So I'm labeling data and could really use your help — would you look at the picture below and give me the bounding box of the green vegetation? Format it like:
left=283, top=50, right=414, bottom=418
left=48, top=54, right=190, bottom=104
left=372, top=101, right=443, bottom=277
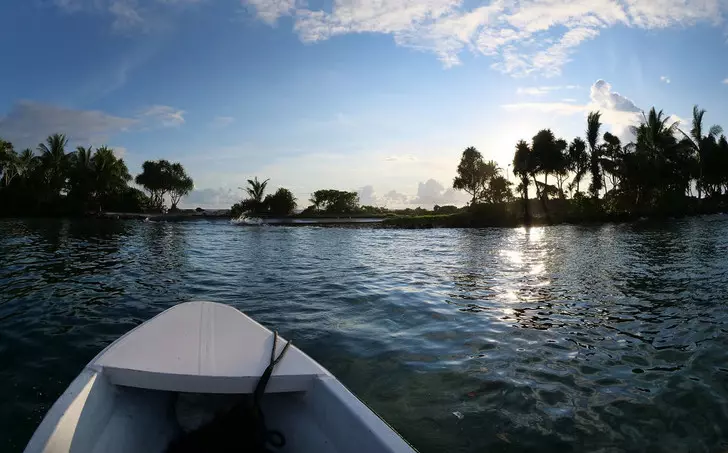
left=0, top=134, right=194, bottom=216
left=230, top=177, right=298, bottom=217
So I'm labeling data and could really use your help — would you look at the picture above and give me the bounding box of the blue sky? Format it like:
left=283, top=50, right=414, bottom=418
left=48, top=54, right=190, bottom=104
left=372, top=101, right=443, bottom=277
left=1, top=0, right=727, bottom=208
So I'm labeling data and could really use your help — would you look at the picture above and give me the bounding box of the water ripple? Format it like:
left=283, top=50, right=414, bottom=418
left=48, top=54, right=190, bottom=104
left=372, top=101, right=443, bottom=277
left=1, top=217, right=728, bottom=452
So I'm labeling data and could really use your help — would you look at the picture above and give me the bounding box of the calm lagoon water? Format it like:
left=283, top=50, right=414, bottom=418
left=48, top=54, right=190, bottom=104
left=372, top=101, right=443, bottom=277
left=1, top=217, right=728, bottom=452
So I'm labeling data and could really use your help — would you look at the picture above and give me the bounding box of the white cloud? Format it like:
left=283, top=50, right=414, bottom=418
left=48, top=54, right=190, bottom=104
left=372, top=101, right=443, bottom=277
left=141, top=105, right=186, bottom=127
left=180, top=187, right=240, bottom=209
left=382, top=189, right=410, bottom=205
left=358, top=185, right=378, bottom=205
left=660, top=75, right=671, bottom=83
left=357, top=182, right=466, bottom=208
left=502, top=79, right=643, bottom=140
left=411, top=178, right=468, bottom=208
left=240, top=0, right=726, bottom=76
left=723, top=78, right=728, bottom=84
left=384, top=154, right=418, bottom=162
left=246, top=0, right=296, bottom=25
left=109, top=0, right=143, bottom=30
left=0, top=101, right=136, bottom=150
left=516, top=85, right=580, bottom=96
left=111, top=146, right=128, bottom=159
left=211, top=116, right=235, bottom=128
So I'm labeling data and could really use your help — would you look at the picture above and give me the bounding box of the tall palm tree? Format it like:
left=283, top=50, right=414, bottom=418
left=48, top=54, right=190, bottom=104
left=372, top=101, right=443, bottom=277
left=679, top=105, right=723, bottom=199
left=17, top=149, right=37, bottom=176
left=600, top=132, right=623, bottom=193
left=512, top=140, right=532, bottom=223
left=567, top=137, right=588, bottom=195
left=586, top=111, right=602, bottom=199
left=245, top=177, right=269, bottom=203
left=37, top=133, right=70, bottom=196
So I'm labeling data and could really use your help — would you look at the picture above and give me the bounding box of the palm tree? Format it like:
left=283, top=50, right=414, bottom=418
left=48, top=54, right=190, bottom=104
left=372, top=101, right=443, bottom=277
left=513, top=140, right=532, bottom=223
left=679, top=105, right=723, bottom=199
left=600, top=132, right=623, bottom=193
left=37, top=133, right=70, bottom=196
left=586, top=111, right=602, bottom=199
left=567, top=137, right=588, bottom=195
left=69, top=146, right=94, bottom=200
left=16, top=149, right=37, bottom=176
left=245, top=177, right=269, bottom=203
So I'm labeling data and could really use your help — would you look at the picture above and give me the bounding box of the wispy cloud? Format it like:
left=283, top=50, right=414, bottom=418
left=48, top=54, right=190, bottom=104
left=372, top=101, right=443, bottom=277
left=503, top=79, right=642, bottom=139
left=0, top=101, right=137, bottom=149
left=516, top=85, right=580, bottom=96
left=660, top=75, right=671, bottom=84
left=384, top=154, right=418, bottom=162
left=242, top=0, right=727, bottom=76
left=51, top=0, right=206, bottom=31
left=140, top=105, right=186, bottom=127
left=723, top=78, right=728, bottom=84
left=210, top=116, right=235, bottom=128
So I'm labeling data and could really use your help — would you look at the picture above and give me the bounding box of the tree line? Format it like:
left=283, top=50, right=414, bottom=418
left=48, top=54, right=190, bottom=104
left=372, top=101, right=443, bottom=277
left=230, top=178, right=369, bottom=217
left=0, top=133, right=194, bottom=215
left=453, top=104, right=728, bottom=223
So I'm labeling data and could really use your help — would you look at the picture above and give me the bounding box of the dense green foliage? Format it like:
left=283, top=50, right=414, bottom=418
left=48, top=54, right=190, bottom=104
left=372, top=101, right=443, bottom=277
left=135, top=160, right=194, bottom=211
left=502, top=105, right=728, bottom=224
left=230, top=178, right=297, bottom=217
left=0, top=134, right=194, bottom=216
left=453, top=147, right=512, bottom=205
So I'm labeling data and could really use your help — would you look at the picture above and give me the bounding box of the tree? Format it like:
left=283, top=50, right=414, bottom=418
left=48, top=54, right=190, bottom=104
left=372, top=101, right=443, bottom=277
left=601, top=132, right=623, bottom=193
left=512, top=140, right=532, bottom=223
left=68, top=146, right=95, bottom=207
left=168, top=163, right=194, bottom=211
left=453, top=147, right=500, bottom=206
left=135, top=160, right=169, bottom=210
left=245, top=177, right=269, bottom=203
left=679, top=105, right=723, bottom=199
left=264, top=188, right=297, bottom=216
left=487, top=175, right=513, bottom=203
left=586, top=111, right=602, bottom=199
left=309, top=189, right=359, bottom=213
left=567, top=137, right=588, bottom=195
left=37, top=133, right=70, bottom=198
left=134, top=160, right=191, bottom=211
left=0, top=139, right=18, bottom=187
left=92, top=147, right=132, bottom=210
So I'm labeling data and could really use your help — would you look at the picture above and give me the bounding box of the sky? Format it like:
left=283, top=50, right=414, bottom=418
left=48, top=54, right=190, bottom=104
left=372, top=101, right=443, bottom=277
left=1, top=0, right=727, bottom=209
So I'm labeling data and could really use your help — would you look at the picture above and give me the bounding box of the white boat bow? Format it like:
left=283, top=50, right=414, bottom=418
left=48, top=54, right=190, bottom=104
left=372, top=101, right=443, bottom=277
left=24, top=301, right=417, bottom=453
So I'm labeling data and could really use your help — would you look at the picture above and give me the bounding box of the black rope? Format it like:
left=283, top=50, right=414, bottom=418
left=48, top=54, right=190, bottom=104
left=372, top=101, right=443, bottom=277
left=251, top=331, right=292, bottom=451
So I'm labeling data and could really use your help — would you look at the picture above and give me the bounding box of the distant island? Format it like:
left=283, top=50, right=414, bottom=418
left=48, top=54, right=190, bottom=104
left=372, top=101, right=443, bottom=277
left=2, top=104, right=727, bottom=228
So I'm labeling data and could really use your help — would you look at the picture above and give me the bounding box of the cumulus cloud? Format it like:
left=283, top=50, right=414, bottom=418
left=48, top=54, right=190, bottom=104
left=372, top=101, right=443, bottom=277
left=358, top=185, right=378, bottom=205
left=0, top=101, right=136, bottom=150
left=241, top=0, right=726, bottom=76
left=411, top=179, right=468, bottom=208
left=383, top=189, right=410, bottom=205
left=141, top=105, right=186, bottom=127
